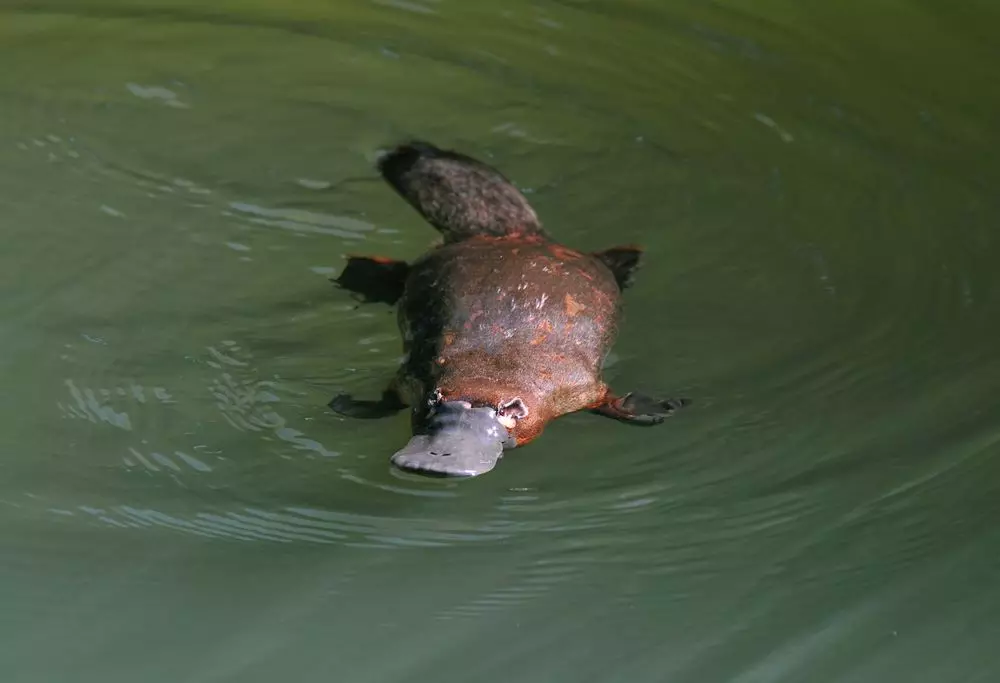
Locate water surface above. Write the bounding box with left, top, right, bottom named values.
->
left=2, top=1, right=999, bottom=681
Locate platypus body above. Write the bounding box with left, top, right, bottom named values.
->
left=332, top=141, right=687, bottom=477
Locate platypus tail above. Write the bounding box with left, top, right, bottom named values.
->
left=377, top=140, right=547, bottom=242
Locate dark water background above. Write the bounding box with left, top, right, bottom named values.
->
left=2, top=1, right=999, bottom=681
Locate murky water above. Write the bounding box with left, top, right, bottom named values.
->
left=2, top=1, right=999, bottom=681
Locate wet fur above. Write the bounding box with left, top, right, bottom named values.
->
left=332, top=141, right=685, bottom=453
left=394, top=237, right=621, bottom=444
left=377, top=141, right=547, bottom=243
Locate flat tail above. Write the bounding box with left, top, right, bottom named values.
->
left=377, top=140, right=546, bottom=242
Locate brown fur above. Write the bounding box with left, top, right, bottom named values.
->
left=331, top=141, right=684, bottom=457
left=394, top=235, right=621, bottom=445
left=378, top=141, right=547, bottom=243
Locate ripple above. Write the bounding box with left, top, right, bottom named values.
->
left=125, top=82, right=190, bottom=109
left=372, top=0, right=437, bottom=15
left=124, top=447, right=213, bottom=474
left=432, top=555, right=586, bottom=621
left=227, top=202, right=374, bottom=239
left=83, top=504, right=518, bottom=547
left=57, top=378, right=178, bottom=431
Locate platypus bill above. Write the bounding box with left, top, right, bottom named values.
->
left=331, top=141, right=688, bottom=477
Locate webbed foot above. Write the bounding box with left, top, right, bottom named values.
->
left=591, top=392, right=690, bottom=425
left=333, top=256, right=409, bottom=305
left=329, top=388, right=406, bottom=419
left=592, top=245, right=643, bottom=290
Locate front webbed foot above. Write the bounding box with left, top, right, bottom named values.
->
left=333, top=256, right=409, bottom=306
left=591, top=392, right=690, bottom=426
left=329, top=389, right=406, bottom=419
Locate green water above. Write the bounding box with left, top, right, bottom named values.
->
left=2, top=1, right=999, bottom=681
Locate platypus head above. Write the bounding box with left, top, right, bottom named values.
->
left=391, top=399, right=520, bottom=477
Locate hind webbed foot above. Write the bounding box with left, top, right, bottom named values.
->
left=591, top=392, right=690, bottom=425
left=592, top=245, right=643, bottom=290
left=329, top=388, right=406, bottom=419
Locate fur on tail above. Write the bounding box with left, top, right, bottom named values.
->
left=377, top=141, right=547, bottom=242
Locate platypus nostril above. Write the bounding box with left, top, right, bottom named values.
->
left=498, top=397, right=529, bottom=419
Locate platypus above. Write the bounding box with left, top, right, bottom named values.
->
left=331, top=141, right=688, bottom=477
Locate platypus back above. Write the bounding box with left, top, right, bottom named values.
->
left=377, top=141, right=547, bottom=243
left=331, top=139, right=689, bottom=479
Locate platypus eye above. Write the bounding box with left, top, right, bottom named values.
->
left=498, top=397, right=529, bottom=420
